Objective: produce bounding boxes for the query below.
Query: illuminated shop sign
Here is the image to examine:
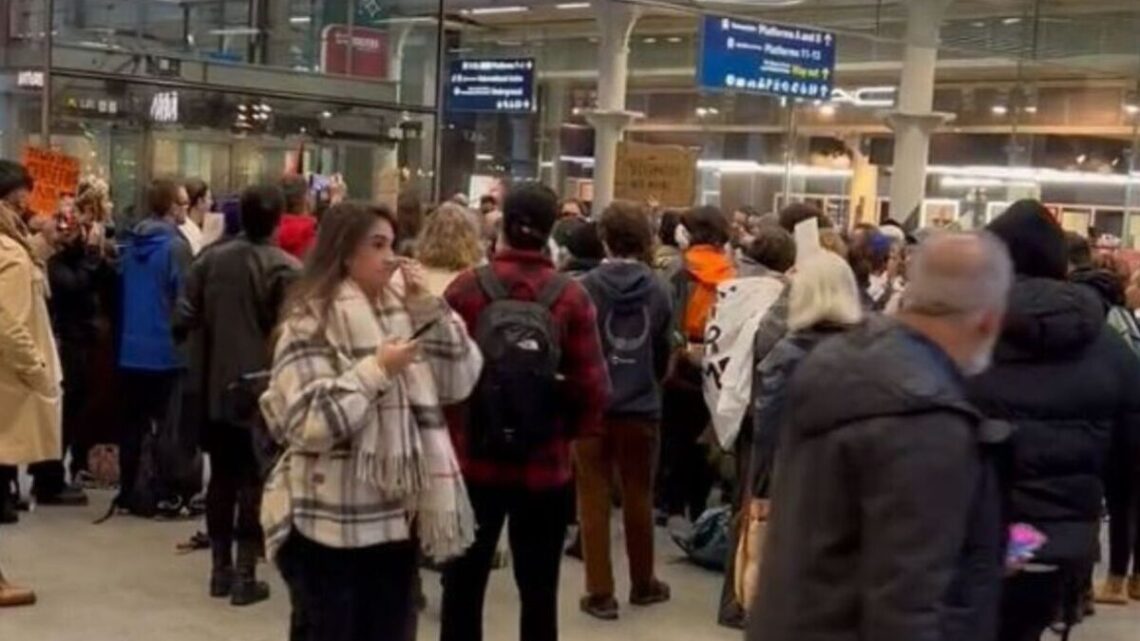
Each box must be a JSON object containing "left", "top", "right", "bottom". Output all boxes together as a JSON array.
[
  {"left": 830, "top": 86, "right": 896, "bottom": 108},
  {"left": 698, "top": 15, "right": 836, "bottom": 100},
  {"left": 150, "top": 91, "right": 179, "bottom": 123},
  {"left": 447, "top": 58, "right": 536, "bottom": 113},
  {"left": 17, "top": 70, "right": 44, "bottom": 88}
]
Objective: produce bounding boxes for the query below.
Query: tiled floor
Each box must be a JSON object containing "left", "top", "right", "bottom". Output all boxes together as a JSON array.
[{"left": 0, "top": 492, "right": 1137, "bottom": 640}]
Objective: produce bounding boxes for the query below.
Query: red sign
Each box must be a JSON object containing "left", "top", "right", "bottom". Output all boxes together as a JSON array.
[
  {"left": 21, "top": 147, "right": 80, "bottom": 217},
  {"left": 320, "top": 25, "right": 389, "bottom": 79}
]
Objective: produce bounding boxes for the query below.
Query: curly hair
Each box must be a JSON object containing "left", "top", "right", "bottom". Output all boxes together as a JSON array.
[
  {"left": 75, "top": 177, "right": 111, "bottom": 222},
  {"left": 417, "top": 202, "right": 484, "bottom": 272}
]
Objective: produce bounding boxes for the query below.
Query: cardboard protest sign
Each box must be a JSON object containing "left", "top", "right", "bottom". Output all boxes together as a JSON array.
[
  {"left": 614, "top": 142, "right": 698, "bottom": 207},
  {"left": 22, "top": 147, "right": 80, "bottom": 217}
]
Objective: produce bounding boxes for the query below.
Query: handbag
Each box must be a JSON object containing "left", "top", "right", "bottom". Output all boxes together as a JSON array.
[
  {"left": 734, "top": 500, "right": 769, "bottom": 613},
  {"left": 222, "top": 370, "right": 281, "bottom": 480}
]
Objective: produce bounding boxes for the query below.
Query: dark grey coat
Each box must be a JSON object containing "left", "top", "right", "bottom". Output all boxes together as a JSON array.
[
  {"left": 175, "top": 235, "right": 299, "bottom": 424},
  {"left": 749, "top": 317, "right": 1008, "bottom": 641}
]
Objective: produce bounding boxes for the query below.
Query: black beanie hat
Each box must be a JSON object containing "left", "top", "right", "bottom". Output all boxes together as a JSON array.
[{"left": 986, "top": 199, "right": 1067, "bottom": 280}]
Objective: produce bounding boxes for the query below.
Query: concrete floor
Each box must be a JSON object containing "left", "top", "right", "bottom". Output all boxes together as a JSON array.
[{"left": 0, "top": 491, "right": 1137, "bottom": 641}]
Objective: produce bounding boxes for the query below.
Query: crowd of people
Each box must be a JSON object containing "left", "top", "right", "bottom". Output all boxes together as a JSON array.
[{"left": 0, "top": 155, "right": 1138, "bottom": 641}]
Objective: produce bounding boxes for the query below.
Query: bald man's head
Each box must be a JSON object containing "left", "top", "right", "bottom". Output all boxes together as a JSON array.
[
  {"left": 903, "top": 232, "right": 1013, "bottom": 318},
  {"left": 898, "top": 232, "right": 1013, "bottom": 376}
]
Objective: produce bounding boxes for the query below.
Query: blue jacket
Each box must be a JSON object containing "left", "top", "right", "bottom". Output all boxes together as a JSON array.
[{"left": 118, "top": 218, "right": 192, "bottom": 371}]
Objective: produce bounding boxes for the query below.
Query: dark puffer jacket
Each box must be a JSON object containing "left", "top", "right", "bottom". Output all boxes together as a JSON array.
[
  {"left": 749, "top": 318, "right": 1008, "bottom": 641},
  {"left": 967, "top": 277, "right": 1140, "bottom": 565}
]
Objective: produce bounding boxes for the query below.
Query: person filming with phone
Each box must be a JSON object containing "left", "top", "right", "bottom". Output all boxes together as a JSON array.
[{"left": 260, "top": 201, "right": 483, "bottom": 640}]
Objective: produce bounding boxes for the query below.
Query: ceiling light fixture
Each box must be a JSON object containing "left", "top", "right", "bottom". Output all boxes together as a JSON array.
[
  {"left": 464, "top": 6, "right": 529, "bottom": 16},
  {"left": 692, "top": 0, "right": 806, "bottom": 6},
  {"left": 555, "top": 2, "right": 591, "bottom": 9},
  {"left": 991, "top": 104, "right": 1008, "bottom": 116}
]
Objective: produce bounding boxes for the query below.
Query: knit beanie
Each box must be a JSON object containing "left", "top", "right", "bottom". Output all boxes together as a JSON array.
[{"left": 986, "top": 199, "right": 1067, "bottom": 280}]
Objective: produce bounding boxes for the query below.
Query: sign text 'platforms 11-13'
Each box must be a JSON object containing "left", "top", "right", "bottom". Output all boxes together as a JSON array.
[
  {"left": 698, "top": 15, "right": 836, "bottom": 100},
  {"left": 447, "top": 59, "right": 536, "bottom": 114}
]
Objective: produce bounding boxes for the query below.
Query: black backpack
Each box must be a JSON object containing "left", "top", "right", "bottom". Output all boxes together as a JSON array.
[
  {"left": 471, "top": 266, "right": 569, "bottom": 460},
  {"left": 599, "top": 296, "right": 655, "bottom": 409}
]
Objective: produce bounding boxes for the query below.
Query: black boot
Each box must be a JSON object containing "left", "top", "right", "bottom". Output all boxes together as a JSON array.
[
  {"left": 209, "top": 542, "right": 233, "bottom": 598},
  {"left": 0, "top": 480, "right": 17, "bottom": 525},
  {"left": 230, "top": 541, "right": 269, "bottom": 607},
  {"left": 0, "top": 498, "right": 16, "bottom": 525}
]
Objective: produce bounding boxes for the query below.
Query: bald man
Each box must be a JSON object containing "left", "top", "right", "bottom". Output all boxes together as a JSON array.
[{"left": 748, "top": 233, "right": 1014, "bottom": 641}]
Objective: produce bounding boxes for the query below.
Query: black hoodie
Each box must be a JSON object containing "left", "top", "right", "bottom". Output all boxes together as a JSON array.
[
  {"left": 581, "top": 260, "right": 673, "bottom": 419},
  {"left": 968, "top": 277, "right": 1140, "bottom": 564}
]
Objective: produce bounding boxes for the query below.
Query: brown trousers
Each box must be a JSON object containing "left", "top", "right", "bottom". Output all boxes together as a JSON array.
[{"left": 574, "top": 417, "right": 660, "bottom": 598}]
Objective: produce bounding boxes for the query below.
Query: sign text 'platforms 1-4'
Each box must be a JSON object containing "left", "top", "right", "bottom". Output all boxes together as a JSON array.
[
  {"left": 698, "top": 15, "right": 836, "bottom": 100},
  {"left": 447, "top": 59, "right": 536, "bottom": 114}
]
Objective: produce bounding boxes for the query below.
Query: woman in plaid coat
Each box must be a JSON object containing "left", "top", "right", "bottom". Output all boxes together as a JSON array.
[{"left": 260, "top": 202, "right": 482, "bottom": 641}]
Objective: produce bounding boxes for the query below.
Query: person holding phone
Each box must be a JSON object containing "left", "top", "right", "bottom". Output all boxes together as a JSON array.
[{"left": 261, "top": 201, "right": 482, "bottom": 640}]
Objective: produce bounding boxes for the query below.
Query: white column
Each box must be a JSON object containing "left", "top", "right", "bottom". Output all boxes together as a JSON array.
[
  {"left": 886, "top": 0, "right": 953, "bottom": 225},
  {"left": 585, "top": 0, "right": 642, "bottom": 212}
]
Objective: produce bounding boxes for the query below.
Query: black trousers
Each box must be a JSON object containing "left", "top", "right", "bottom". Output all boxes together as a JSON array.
[
  {"left": 277, "top": 532, "right": 418, "bottom": 641},
  {"left": 658, "top": 383, "right": 714, "bottom": 521},
  {"left": 117, "top": 369, "right": 180, "bottom": 509},
  {"left": 1106, "top": 465, "right": 1140, "bottom": 576},
  {"left": 999, "top": 570, "right": 1069, "bottom": 641},
  {"left": 205, "top": 422, "right": 261, "bottom": 566},
  {"left": 28, "top": 343, "right": 92, "bottom": 496},
  {"left": 441, "top": 483, "right": 571, "bottom": 641}
]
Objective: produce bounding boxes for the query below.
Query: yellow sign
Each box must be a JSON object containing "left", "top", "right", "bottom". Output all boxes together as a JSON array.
[
  {"left": 22, "top": 147, "right": 80, "bottom": 217},
  {"left": 614, "top": 142, "right": 698, "bottom": 207}
]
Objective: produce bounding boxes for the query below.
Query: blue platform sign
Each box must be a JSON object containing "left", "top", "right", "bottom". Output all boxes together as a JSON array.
[
  {"left": 447, "top": 58, "right": 536, "bottom": 113},
  {"left": 698, "top": 15, "right": 836, "bottom": 100}
]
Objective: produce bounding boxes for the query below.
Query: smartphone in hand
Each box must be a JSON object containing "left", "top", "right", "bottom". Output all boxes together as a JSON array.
[{"left": 410, "top": 316, "right": 441, "bottom": 340}]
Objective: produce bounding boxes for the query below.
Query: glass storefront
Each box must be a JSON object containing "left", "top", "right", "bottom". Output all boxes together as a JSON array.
[{"left": 3, "top": 0, "right": 442, "bottom": 218}]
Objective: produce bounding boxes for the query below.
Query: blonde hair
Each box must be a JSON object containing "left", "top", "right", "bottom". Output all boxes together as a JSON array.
[
  {"left": 787, "top": 251, "right": 863, "bottom": 332},
  {"left": 819, "top": 228, "right": 848, "bottom": 259},
  {"left": 417, "top": 202, "right": 484, "bottom": 272},
  {"left": 76, "top": 177, "right": 111, "bottom": 222}
]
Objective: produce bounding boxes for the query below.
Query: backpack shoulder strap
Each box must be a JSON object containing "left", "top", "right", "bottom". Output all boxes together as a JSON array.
[
  {"left": 475, "top": 265, "right": 509, "bottom": 302},
  {"left": 536, "top": 273, "right": 570, "bottom": 310}
]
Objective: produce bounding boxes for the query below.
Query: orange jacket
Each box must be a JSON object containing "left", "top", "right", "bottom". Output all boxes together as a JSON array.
[{"left": 682, "top": 245, "right": 735, "bottom": 341}]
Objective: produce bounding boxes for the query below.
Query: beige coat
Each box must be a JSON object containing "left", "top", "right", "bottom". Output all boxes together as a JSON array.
[{"left": 0, "top": 229, "right": 62, "bottom": 465}]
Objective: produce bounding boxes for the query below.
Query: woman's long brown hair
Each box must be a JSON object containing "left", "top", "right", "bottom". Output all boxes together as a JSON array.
[{"left": 282, "top": 201, "right": 397, "bottom": 330}]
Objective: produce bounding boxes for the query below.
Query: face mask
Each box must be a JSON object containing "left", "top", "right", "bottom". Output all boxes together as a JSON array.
[{"left": 674, "top": 225, "right": 691, "bottom": 250}]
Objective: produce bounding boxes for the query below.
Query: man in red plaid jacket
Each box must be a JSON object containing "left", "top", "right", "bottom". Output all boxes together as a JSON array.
[{"left": 442, "top": 183, "right": 609, "bottom": 641}]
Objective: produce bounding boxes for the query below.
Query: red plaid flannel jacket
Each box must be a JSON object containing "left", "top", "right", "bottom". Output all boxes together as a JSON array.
[{"left": 445, "top": 249, "right": 610, "bottom": 490}]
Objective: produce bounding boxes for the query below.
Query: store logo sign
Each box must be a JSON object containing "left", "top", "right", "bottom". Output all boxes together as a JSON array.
[
  {"left": 150, "top": 91, "right": 179, "bottom": 123},
  {"left": 829, "top": 86, "right": 896, "bottom": 108},
  {"left": 17, "top": 70, "right": 44, "bottom": 88}
]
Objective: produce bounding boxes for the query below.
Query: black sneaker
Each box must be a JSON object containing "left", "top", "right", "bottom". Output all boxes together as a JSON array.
[
  {"left": 230, "top": 578, "right": 270, "bottom": 607},
  {"left": 210, "top": 568, "right": 233, "bottom": 598},
  {"left": 579, "top": 595, "right": 619, "bottom": 621},
  {"left": 35, "top": 485, "right": 89, "bottom": 506},
  {"left": 630, "top": 580, "right": 671, "bottom": 607}
]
